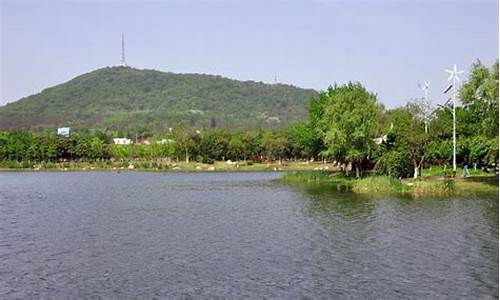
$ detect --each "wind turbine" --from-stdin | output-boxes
[444,64,463,174]
[418,81,431,133]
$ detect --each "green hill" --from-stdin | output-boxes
[0,66,317,131]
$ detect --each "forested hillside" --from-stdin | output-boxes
[0,66,317,132]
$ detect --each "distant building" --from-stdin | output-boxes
[57,127,70,137]
[113,138,132,145]
[157,139,175,144]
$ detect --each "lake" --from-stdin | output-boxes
[0,172,498,298]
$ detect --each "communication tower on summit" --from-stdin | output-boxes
[120,33,127,66]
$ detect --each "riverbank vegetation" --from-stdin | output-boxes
[1,59,498,194]
[282,170,498,197]
[0,160,336,172]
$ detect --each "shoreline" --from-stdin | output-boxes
[2,161,498,198]
[0,160,336,173]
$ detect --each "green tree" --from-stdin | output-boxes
[261,131,289,163]
[287,121,319,160]
[228,133,245,161]
[199,129,231,160]
[241,131,260,160]
[89,137,104,159]
[386,106,429,178]
[173,126,199,163]
[459,60,499,137]
[313,82,379,177]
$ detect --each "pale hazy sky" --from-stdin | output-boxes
[1,0,498,108]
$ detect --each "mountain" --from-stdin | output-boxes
[0,66,318,131]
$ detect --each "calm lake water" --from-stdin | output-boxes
[0,172,498,298]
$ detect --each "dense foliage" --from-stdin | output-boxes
[0,67,317,131]
[310,82,380,176]
[0,128,309,164]
[302,59,499,177]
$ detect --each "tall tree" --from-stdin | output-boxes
[459,60,499,137]
[386,106,429,178]
[313,82,379,177]
[173,127,199,163]
[287,121,319,160]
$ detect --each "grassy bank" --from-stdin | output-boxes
[281,170,499,197]
[0,159,338,173]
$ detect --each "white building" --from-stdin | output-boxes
[156,139,175,144]
[113,138,132,145]
[57,127,70,137]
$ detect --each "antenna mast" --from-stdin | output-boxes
[121,33,127,66]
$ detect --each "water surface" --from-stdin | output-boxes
[0,172,498,298]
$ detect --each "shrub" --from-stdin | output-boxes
[202,156,215,164]
[374,150,413,178]
[353,176,407,193]
[425,140,452,162]
[442,178,456,193]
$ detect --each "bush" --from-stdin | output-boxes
[374,150,413,178]
[281,171,331,183]
[353,176,407,193]
[442,177,456,193]
[0,160,22,168]
[487,137,499,166]
[202,157,215,164]
[425,140,452,162]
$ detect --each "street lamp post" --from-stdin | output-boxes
[418,81,430,133]
[445,64,463,175]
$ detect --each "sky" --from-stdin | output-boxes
[1,0,498,108]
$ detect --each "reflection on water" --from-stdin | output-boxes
[297,184,498,298]
[0,172,497,298]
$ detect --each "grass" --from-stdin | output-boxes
[421,165,494,177]
[352,176,411,194]
[282,172,411,193]
[281,170,498,198]
[406,175,499,196]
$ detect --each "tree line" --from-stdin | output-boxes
[0,59,498,178]
[0,128,309,164]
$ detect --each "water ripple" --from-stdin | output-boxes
[0,172,497,298]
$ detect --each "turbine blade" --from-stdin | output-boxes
[447,73,454,81]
